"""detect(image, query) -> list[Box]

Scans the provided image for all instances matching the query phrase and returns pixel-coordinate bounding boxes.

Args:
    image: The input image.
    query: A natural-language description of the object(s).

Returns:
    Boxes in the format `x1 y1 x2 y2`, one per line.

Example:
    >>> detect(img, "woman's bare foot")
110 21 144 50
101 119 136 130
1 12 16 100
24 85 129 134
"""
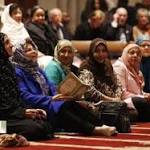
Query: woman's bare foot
92 125 117 136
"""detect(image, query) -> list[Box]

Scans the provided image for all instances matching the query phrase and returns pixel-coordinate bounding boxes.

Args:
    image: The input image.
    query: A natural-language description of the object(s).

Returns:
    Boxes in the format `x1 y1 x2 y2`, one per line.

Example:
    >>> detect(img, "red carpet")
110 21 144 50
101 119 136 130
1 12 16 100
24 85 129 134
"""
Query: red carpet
1 122 150 150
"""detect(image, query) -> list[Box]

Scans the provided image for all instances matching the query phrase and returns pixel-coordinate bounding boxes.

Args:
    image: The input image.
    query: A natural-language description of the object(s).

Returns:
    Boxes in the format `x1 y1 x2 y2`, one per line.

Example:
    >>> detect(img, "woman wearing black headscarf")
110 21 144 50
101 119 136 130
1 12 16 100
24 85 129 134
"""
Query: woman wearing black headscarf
0 33 53 140
79 38 123 102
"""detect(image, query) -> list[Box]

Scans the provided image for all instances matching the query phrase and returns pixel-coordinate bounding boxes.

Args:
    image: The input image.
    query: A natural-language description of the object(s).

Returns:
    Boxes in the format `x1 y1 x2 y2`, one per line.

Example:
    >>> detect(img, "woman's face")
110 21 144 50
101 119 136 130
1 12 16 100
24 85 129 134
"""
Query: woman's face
93 44 108 63
127 47 142 66
32 8 45 24
140 40 150 57
138 12 149 26
24 43 38 62
57 46 74 66
11 8 22 23
4 36 13 56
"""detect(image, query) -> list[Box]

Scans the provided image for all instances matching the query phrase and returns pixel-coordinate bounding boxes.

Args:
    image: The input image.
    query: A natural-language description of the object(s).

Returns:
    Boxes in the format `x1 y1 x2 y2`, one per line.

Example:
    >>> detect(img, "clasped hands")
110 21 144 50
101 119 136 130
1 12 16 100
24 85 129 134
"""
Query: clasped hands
25 109 47 120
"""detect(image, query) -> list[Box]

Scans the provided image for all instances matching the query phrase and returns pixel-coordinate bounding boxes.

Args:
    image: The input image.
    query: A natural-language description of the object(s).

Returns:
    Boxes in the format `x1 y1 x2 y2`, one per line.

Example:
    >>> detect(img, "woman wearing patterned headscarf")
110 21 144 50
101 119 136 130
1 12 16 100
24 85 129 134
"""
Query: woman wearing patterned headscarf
11 37 117 136
79 38 123 103
0 33 53 140
44 39 78 86
113 43 150 121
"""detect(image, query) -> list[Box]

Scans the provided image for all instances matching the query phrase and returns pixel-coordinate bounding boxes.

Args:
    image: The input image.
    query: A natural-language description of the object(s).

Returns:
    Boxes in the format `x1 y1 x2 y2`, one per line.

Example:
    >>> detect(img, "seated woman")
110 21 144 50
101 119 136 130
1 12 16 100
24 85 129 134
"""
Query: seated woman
1 3 30 45
10 37 117 136
79 38 123 103
44 39 78 86
25 5 58 56
0 33 53 141
136 35 150 93
113 43 150 121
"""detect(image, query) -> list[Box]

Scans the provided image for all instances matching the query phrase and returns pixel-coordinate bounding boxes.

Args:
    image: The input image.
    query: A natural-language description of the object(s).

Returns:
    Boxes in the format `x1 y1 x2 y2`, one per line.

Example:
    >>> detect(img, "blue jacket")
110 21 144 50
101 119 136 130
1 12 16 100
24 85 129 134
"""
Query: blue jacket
15 66 64 122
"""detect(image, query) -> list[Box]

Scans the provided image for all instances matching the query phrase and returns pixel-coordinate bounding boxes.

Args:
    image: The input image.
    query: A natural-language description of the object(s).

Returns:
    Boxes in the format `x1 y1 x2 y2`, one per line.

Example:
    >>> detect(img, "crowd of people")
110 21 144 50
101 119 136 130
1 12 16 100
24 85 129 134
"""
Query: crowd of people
1 0 150 145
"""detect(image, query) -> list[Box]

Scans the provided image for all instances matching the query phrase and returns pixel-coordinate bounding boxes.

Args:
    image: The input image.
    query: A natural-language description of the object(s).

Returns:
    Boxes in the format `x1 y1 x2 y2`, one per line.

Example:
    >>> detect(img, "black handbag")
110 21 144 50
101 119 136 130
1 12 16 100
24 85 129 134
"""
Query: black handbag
98 101 131 133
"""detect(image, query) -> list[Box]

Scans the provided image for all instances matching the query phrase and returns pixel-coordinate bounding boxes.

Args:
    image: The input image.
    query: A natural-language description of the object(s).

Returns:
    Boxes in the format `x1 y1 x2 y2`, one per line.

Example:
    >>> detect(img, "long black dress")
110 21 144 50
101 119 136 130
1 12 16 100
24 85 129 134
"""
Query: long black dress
0 33 53 140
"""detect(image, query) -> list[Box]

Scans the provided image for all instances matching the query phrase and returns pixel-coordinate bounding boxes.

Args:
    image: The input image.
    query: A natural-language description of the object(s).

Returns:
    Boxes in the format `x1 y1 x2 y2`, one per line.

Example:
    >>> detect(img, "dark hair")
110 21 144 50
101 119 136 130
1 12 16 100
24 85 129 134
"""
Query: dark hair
30 5 45 18
9 3 22 16
84 0 108 13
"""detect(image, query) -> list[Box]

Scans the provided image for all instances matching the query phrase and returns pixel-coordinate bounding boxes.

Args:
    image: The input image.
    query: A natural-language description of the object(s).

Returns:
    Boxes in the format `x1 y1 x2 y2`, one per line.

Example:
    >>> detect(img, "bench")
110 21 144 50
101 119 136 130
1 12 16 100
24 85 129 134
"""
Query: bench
71 40 127 56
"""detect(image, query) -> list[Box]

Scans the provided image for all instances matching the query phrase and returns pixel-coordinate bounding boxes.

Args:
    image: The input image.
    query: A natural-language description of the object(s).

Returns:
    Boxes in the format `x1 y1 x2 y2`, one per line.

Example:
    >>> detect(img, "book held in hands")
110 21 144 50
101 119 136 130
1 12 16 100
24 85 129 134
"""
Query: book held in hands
57 72 89 98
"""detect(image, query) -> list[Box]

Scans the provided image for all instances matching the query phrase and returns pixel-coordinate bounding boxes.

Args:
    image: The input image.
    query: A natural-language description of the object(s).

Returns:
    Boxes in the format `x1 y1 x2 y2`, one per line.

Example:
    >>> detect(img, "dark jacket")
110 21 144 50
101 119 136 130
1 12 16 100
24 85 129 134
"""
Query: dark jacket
74 21 106 40
26 22 58 56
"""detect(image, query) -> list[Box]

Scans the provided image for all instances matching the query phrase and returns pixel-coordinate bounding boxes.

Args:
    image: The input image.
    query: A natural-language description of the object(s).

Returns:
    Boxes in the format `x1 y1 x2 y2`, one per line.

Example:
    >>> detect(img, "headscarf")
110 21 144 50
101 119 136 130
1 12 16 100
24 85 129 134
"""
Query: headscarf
120 43 143 87
1 3 29 45
11 38 49 95
136 35 150 45
0 33 22 114
80 38 115 86
121 44 142 72
54 39 76 74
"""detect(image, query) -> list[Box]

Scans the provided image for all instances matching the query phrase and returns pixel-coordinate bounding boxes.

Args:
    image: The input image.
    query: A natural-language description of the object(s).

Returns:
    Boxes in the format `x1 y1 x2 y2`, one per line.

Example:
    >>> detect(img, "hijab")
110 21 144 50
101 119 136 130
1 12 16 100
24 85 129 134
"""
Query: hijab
11 38 49 95
80 38 116 86
54 39 76 74
1 3 29 45
0 33 22 111
120 43 143 87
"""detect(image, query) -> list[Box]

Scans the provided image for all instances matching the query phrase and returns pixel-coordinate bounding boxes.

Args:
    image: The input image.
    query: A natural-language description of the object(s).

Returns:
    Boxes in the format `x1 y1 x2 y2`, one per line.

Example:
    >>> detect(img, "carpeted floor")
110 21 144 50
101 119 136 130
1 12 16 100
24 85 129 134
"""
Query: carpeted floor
1 122 150 150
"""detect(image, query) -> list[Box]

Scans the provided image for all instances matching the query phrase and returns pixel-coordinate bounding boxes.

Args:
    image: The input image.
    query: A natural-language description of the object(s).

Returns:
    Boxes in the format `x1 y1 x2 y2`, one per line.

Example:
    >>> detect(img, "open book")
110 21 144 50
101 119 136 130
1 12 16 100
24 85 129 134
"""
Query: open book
57 72 89 98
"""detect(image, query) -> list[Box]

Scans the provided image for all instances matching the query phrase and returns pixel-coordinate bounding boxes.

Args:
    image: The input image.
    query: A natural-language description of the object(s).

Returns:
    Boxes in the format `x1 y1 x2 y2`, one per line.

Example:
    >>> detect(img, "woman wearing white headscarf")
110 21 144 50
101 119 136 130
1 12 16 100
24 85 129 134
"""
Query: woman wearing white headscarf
113 43 150 121
1 3 29 45
44 39 78 86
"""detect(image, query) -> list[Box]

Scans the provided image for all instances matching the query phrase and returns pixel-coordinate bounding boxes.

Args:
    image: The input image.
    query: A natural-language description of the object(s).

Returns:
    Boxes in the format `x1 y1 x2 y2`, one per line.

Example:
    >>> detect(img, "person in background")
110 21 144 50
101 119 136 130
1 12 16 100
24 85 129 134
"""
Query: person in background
44 39 78 86
79 38 122 103
10 37 117 136
0 33 53 141
113 43 150 121
61 11 73 39
25 5 57 56
133 8 150 41
105 7 133 43
136 35 150 93
48 8 72 40
107 0 136 26
81 0 108 23
74 10 106 40
1 3 29 46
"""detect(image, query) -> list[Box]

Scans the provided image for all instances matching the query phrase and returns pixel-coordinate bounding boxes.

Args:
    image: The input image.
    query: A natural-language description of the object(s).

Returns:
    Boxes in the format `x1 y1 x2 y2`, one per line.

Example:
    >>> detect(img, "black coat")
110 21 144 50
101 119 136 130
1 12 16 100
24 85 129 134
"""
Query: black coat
26 22 58 56
74 21 106 40
105 23 133 42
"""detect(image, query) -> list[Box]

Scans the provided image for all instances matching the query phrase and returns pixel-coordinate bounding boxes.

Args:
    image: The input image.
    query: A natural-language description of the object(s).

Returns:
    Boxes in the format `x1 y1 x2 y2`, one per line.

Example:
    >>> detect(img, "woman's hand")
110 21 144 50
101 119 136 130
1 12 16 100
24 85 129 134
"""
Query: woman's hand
144 93 150 102
52 94 74 101
25 109 47 120
35 109 47 120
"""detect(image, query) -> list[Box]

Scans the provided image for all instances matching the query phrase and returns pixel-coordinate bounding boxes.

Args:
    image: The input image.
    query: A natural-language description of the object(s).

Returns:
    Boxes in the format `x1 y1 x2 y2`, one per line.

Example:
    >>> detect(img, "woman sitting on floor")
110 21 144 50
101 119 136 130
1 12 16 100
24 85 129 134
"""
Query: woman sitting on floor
78 38 123 103
0 33 53 141
44 39 78 86
10 37 117 136
113 43 150 122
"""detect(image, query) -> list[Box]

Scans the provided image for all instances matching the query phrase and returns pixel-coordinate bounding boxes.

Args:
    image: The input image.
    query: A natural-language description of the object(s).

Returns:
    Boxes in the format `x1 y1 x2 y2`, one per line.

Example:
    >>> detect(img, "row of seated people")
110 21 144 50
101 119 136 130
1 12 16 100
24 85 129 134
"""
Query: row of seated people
1 2 150 142
1 3 150 57
1 31 150 142
0 33 118 143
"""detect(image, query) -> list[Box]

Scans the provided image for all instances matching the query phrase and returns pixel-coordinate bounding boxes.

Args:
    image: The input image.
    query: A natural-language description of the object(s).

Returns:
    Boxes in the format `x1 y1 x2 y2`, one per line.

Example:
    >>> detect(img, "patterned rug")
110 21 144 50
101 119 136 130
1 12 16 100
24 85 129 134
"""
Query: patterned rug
1 122 150 150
